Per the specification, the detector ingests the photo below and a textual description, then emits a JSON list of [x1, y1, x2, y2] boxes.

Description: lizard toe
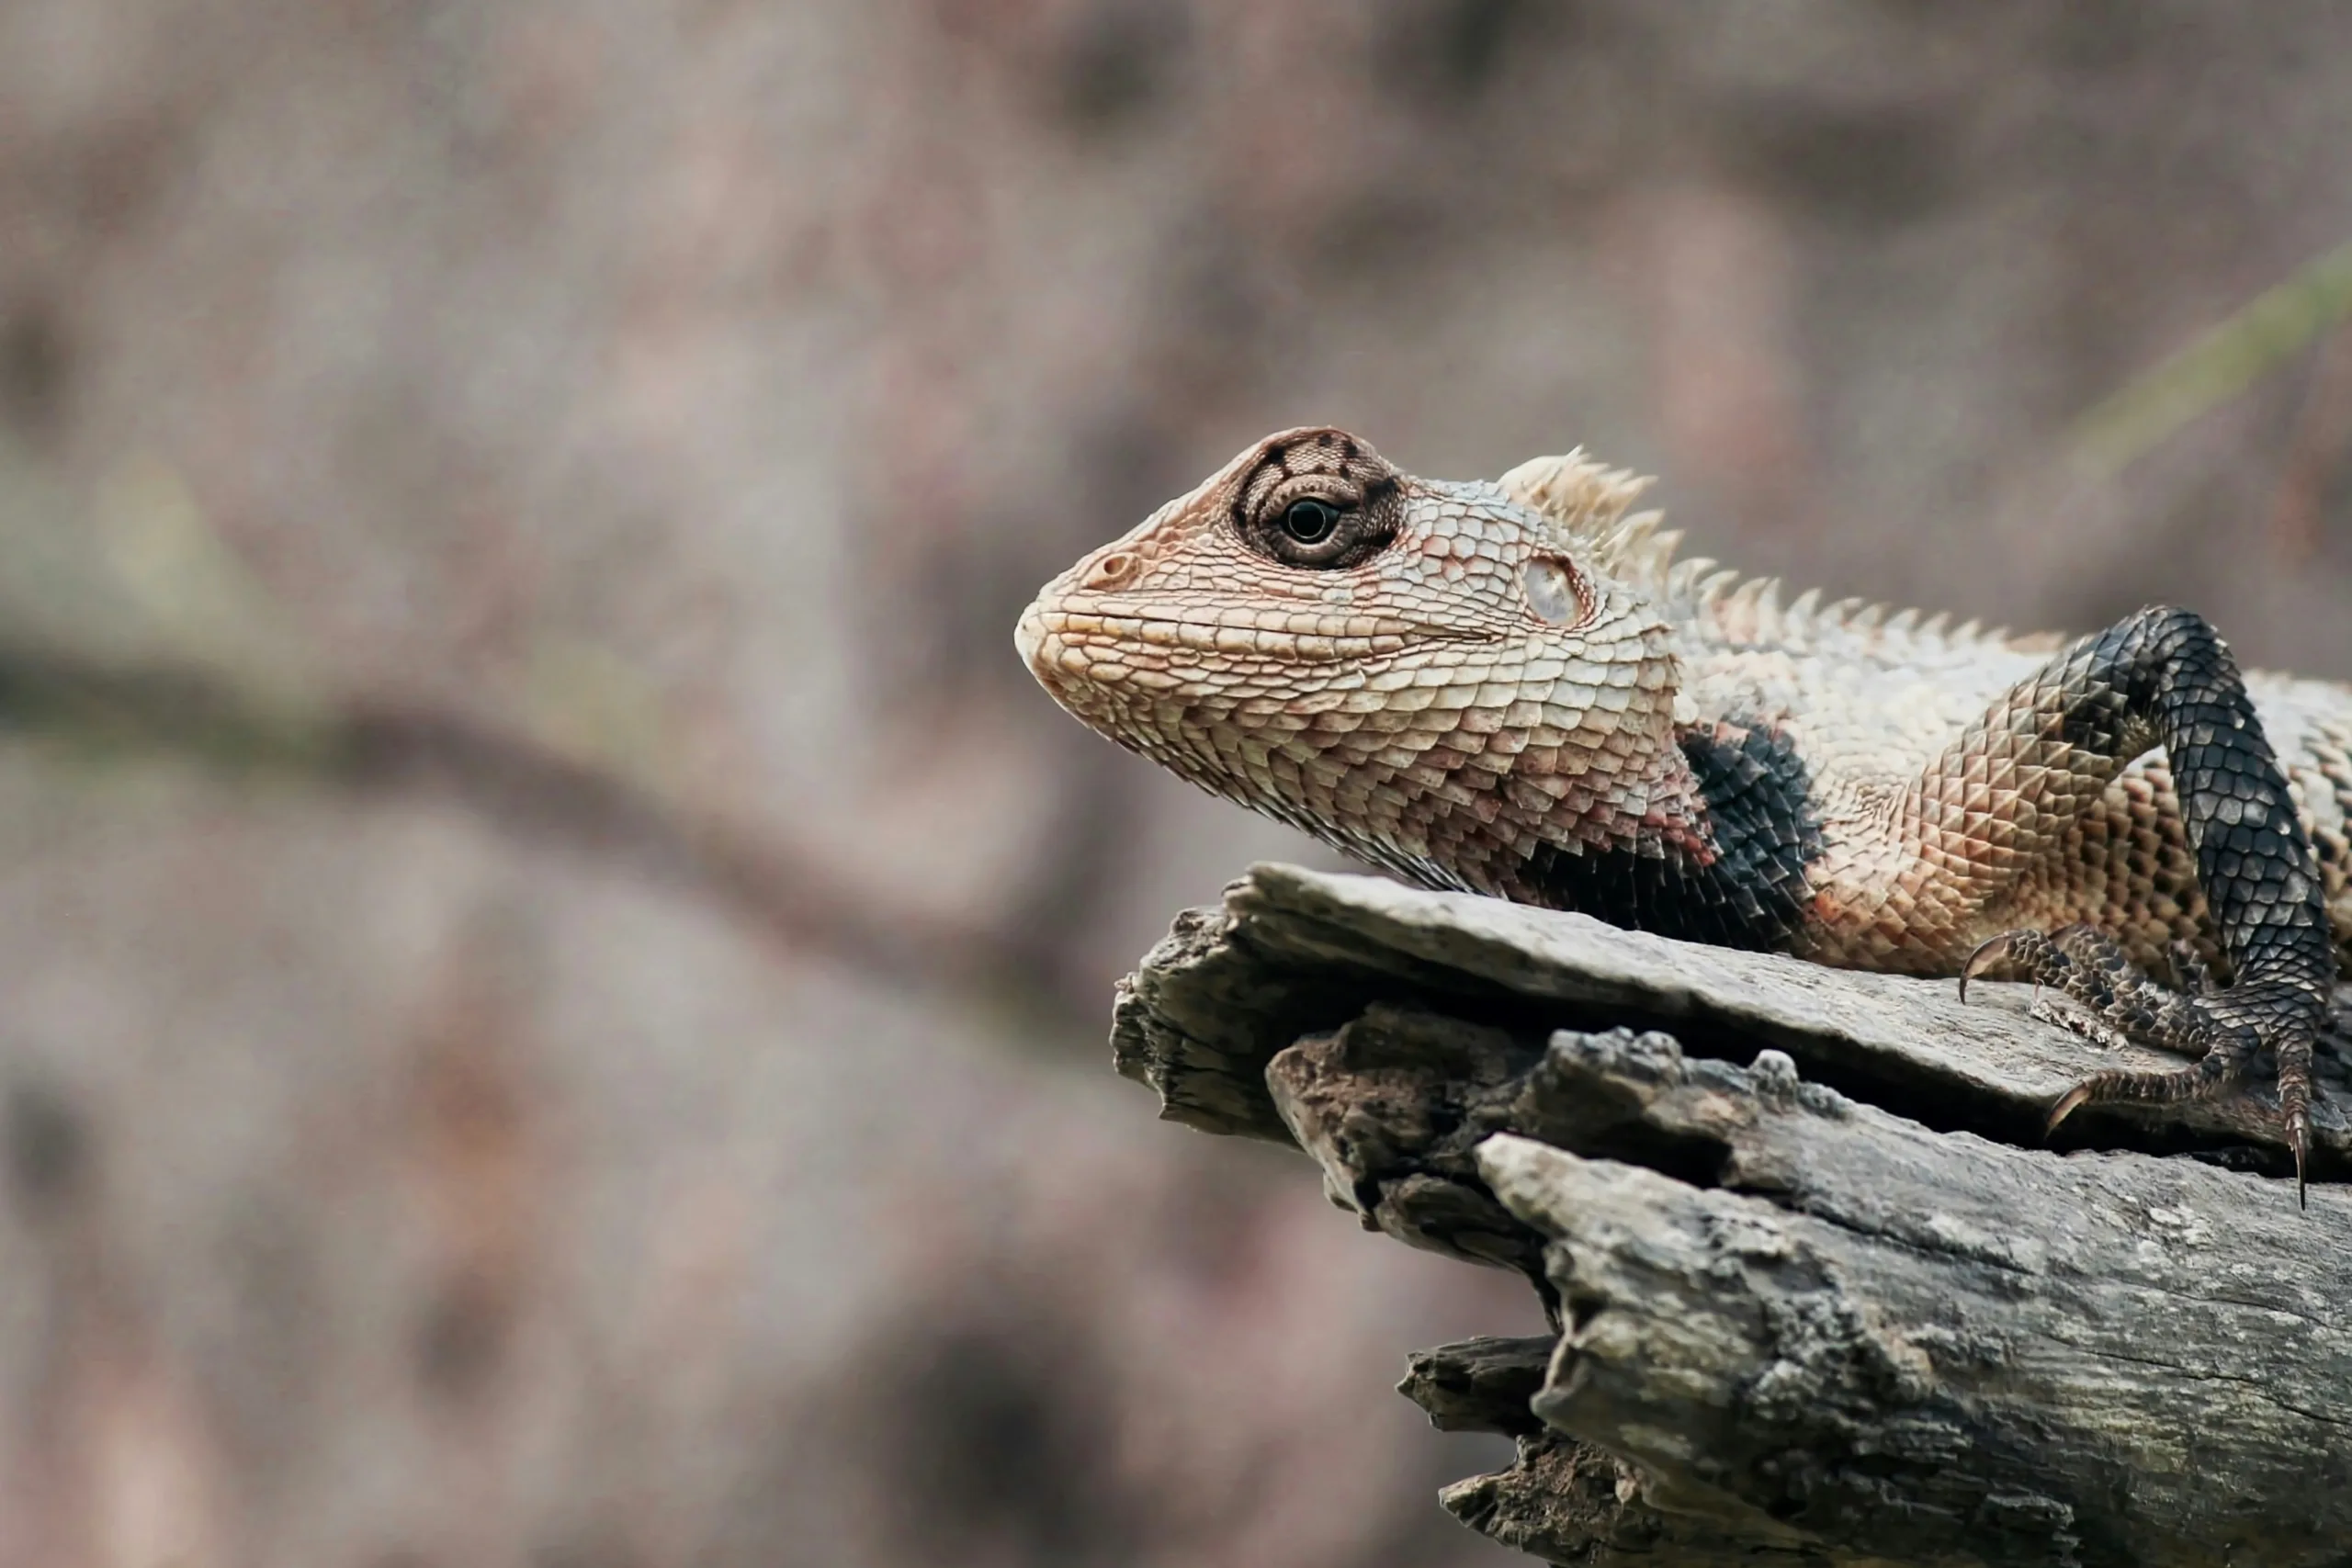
[[1960, 929, 2049, 1004]]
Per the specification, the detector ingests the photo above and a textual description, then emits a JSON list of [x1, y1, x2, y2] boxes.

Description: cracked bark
[[1114, 863, 2352, 1568]]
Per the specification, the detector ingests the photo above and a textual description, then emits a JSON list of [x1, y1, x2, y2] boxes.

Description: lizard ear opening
[[1522, 556, 1592, 626]]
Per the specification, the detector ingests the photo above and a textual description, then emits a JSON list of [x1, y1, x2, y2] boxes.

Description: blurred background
[[1, 3, 2349, 1564]]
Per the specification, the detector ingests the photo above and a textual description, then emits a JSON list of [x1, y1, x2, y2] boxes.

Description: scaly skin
[[1017, 428, 2349, 1190]]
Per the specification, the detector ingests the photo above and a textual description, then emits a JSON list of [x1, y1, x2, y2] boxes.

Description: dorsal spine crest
[[1501, 449, 2046, 660]]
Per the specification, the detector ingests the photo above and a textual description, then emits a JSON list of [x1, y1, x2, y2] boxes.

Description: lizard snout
[[1012, 595, 1054, 676], [1016, 542, 1148, 682]]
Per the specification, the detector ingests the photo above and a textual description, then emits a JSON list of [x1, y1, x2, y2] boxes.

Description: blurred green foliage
[[2071, 237, 2352, 474]]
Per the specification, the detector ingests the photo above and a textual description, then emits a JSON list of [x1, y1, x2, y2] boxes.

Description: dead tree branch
[[1114, 863, 2352, 1567]]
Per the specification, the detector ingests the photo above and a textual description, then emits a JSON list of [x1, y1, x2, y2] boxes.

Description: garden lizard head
[[1016, 426, 1701, 893]]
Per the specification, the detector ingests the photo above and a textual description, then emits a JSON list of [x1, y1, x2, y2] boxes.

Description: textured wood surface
[[1114, 864, 2352, 1566]]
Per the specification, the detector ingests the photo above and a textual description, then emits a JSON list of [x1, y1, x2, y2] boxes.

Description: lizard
[[1014, 426, 2352, 1196]]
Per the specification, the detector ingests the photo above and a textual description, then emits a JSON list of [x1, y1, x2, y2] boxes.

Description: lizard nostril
[[1083, 551, 1139, 591]]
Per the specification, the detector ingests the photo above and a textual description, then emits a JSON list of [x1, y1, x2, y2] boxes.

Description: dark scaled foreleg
[[1951, 607, 2335, 1196]]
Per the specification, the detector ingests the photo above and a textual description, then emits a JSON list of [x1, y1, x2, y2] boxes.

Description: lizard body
[[1017, 428, 2348, 1184]]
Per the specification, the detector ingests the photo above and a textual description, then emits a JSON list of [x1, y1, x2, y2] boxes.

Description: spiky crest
[[1498, 448, 2054, 660]]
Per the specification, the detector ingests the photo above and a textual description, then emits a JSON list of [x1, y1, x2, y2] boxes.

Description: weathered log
[[1114, 863, 2352, 1165], [1114, 864, 2352, 1567]]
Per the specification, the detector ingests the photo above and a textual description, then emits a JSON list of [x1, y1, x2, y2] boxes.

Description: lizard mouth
[[1017, 596, 1489, 681]]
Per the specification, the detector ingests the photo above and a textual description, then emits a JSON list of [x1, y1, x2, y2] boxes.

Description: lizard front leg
[[1926, 607, 2335, 1193]]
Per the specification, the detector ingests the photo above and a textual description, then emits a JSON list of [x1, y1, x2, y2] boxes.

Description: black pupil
[[1283, 499, 1340, 545]]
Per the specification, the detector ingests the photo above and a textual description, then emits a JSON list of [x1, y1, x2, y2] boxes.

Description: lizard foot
[[1962, 924, 2320, 1202]]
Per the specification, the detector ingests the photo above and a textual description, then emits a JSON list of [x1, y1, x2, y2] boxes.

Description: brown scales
[[1019, 427, 2352, 1198]]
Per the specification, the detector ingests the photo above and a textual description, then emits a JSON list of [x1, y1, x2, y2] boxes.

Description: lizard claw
[[1959, 932, 2022, 1005], [2045, 1080, 2094, 1136], [2291, 1116, 2310, 1210]]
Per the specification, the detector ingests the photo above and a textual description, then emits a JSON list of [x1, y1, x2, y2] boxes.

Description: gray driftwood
[[1114, 863, 2352, 1568]]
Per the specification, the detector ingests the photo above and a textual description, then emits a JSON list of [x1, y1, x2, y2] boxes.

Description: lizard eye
[[1282, 499, 1340, 545], [1236, 456, 1403, 570]]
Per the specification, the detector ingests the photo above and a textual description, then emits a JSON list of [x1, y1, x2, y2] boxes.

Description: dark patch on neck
[[1519, 720, 1822, 952]]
